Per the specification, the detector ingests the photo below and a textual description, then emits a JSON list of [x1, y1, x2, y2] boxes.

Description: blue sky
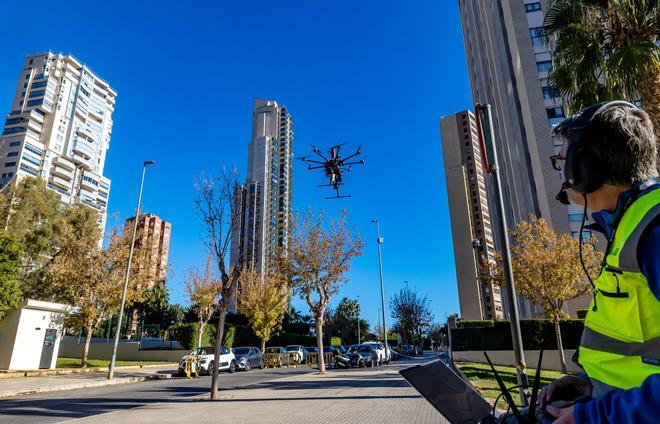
[[0, 0, 473, 329]]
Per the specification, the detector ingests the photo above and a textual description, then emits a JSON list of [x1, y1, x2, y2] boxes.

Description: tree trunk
[[197, 321, 206, 349], [81, 325, 93, 368], [316, 318, 326, 374], [554, 320, 567, 374], [640, 70, 660, 170], [210, 308, 227, 399], [260, 338, 266, 353]]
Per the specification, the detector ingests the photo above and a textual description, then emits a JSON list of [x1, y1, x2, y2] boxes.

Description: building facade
[[124, 213, 172, 288], [0, 52, 114, 233], [231, 99, 294, 277], [457, 0, 589, 317], [441, 110, 504, 320]]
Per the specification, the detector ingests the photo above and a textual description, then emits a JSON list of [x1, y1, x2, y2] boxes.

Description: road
[[0, 366, 313, 424]]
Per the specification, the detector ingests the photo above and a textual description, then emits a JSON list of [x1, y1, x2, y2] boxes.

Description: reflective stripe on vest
[[580, 186, 660, 397]]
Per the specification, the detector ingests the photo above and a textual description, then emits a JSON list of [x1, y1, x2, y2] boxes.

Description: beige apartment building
[[0, 52, 114, 234], [455, 0, 590, 318], [441, 110, 504, 320]]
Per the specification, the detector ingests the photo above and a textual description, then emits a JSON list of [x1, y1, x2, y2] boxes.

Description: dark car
[[232, 346, 264, 371], [354, 344, 379, 367], [305, 346, 319, 353]]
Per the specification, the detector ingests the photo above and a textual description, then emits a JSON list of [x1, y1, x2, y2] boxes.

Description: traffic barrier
[[264, 352, 281, 368], [284, 352, 300, 368], [305, 352, 334, 368], [184, 355, 201, 378]]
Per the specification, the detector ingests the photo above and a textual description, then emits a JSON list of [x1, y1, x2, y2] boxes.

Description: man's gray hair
[[583, 105, 658, 185]]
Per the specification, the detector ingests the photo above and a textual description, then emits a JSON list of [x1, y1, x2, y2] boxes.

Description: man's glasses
[[550, 154, 565, 171]]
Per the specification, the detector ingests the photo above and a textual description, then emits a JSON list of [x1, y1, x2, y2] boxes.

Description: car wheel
[[370, 358, 376, 368], [244, 360, 251, 372], [359, 360, 365, 368], [207, 362, 214, 376], [229, 361, 236, 373], [259, 359, 265, 369]]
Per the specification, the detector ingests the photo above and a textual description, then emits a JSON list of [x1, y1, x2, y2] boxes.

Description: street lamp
[[356, 295, 361, 344], [371, 219, 389, 361], [108, 160, 155, 380]]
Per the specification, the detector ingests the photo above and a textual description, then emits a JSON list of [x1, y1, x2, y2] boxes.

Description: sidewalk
[[64, 361, 448, 424], [0, 366, 176, 398]]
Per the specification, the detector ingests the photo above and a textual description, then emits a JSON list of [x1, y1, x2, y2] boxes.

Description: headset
[[554, 100, 640, 204]]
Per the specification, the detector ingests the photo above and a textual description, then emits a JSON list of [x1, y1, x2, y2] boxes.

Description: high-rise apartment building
[[231, 99, 294, 276], [0, 52, 114, 233], [441, 110, 504, 320], [124, 213, 172, 288], [458, 0, 589, 317]]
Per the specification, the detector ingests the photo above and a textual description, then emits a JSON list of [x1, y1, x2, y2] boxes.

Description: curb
[[0, 363, 177, 379], [0, 373, 172, 399]]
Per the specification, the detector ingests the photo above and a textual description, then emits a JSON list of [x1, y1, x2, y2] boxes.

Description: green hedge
[[458, 320, 495, 329], [451, 319, 584, 351], [169, 322, 216, 350]]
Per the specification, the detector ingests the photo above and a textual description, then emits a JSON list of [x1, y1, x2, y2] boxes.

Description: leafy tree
[[326, 297, 368, 344], [483, 215, 602, 373], [47, 214, 151, 367], [185, 255, 222, 348], [545, 0, 660, 140], [0, 177, 66, 296], [194, 170, 245, 398], [0, 232, 22, 320], [390, 285, 433, 346], [239, 265, 290, 351], [285, 210, 364, 374]]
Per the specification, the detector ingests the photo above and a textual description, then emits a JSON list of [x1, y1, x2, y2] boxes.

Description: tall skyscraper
[[458, 0, 589, 317], [0, 52, 114, 233], [231, 99, 294, 277], [441, 110, 504, 320]]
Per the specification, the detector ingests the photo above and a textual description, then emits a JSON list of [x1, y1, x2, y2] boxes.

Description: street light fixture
[[356, 295, 361, 344], [108, 160, 156, 380], [371, 219, 389, 361]]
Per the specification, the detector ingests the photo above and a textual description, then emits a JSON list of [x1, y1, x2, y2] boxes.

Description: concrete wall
[[58, 337, 188, 362], [452, 349, 580, 373]]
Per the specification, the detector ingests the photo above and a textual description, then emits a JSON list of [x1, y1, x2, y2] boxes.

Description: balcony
[[72, 139, 95, 158], [51, 165, 73, 180], [53, 155, 75, 171], [49, 174, 71, 190], [80, 176, 98, 191]]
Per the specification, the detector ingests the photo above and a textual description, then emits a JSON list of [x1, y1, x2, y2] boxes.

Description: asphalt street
[[0, 366, 313, 424]]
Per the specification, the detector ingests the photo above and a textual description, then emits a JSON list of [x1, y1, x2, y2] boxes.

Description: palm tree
[[544, 0, 659, 139]]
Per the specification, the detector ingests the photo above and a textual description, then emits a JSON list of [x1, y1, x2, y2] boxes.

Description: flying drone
[[299, 143, 365, 199]]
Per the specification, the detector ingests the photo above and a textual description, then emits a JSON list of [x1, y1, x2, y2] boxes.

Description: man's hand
[[538, 375, 592, 407], [546, 405, 575, 424]]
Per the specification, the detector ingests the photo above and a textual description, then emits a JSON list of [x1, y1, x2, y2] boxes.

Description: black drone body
[[299, 143, 365, 199]]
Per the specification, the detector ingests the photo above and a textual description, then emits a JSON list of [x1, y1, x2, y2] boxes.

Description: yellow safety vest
[[579, 185, 660, 397]]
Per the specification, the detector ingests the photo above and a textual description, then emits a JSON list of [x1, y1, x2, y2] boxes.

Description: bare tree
[[193, 169, 244, 399], [286, 209, 363, 374], [185, 254, 222, 349]]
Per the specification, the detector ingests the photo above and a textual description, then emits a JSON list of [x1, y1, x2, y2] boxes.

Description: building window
[[537, 60, 553, 73], [547, 107, 565, 119], [525, 2, 541, 12], [542, 86, 560, 99], [5, 162, 16, 168], [9, 141, 21, 147], [7, 152, 18, 157], [530, 27, 547, 46]]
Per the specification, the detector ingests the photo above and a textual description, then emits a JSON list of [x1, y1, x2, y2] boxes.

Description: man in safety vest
[[539, 101, 659, 423]]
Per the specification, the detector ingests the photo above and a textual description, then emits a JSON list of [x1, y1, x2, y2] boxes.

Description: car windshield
[[285, 346, 299, 351], [195, 347, 215, 355], [358, 346, 371, 353], [265, 347, 280, 353], [306, 347, 318, 352], [233, 348, 249, 355]]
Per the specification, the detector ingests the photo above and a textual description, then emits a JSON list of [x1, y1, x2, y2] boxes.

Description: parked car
[[331, 345, 348, 354], [362, 342, 386, 364], [178, 346, 236, 375], [232, 346, 264, 371], [354, 344, 379, 367], [305, 346, 319, 353], [285, 345, 307, 364]]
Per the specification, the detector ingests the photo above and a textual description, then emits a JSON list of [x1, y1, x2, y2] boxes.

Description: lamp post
[[371, 219, 389, 362], [108, 160, 155, 380], [356, 295, 361, 344]]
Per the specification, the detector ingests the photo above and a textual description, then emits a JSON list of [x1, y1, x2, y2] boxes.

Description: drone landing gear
[[326, 195, 351, 200]]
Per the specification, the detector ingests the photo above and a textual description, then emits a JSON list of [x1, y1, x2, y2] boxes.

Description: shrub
[[451, 319, 584, 351], [458, 320, 495, 329]]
